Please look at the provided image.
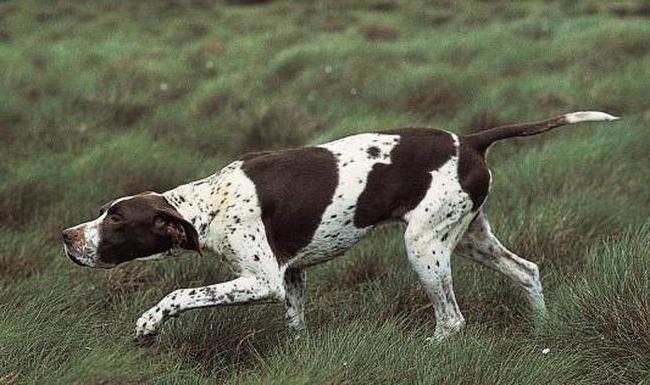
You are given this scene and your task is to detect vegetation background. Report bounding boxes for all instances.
[1,0,649,384]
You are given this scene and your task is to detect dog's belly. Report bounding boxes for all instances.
[292,227,372,267]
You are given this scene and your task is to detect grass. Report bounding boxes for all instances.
[1,0,649,384]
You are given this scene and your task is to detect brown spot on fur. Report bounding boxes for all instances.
[366,146,380,158]
[354,128,456,227]
[242,147,338,263]
[62,227,85,246]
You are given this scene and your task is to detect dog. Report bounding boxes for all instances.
[62,111,618,342]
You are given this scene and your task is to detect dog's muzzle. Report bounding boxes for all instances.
[62,228,88,267]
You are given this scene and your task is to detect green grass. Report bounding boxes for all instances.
[1,1,649,384]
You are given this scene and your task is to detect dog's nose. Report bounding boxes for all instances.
[62,228,74,243]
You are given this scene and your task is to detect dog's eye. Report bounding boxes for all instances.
[107,214,123,224]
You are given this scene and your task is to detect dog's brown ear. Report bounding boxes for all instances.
[154,208,201,255]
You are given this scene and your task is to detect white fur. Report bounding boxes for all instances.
[455,211,547,317]
[564,111,619,124]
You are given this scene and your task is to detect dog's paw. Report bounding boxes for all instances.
[425,334,446,344]
[135,311,162,339]
[427,319,465,344]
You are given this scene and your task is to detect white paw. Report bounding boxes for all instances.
[426,331,449,344]
[135,309,163,337]
[427,319,465,343]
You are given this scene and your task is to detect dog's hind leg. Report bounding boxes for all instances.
[404,214,474,342]
[283,267,306,332]
[455,211,547,317]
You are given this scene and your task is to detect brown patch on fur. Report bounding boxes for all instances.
[366,146,380,159]
[97,194,200,265]
[354,128,456,227]
[241,147,338,263]
[457,138,490,211]
[464,115,569,153]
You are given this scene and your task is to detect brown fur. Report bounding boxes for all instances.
[464,115,569,153]
[354,128,456,227]
[97,194,200,265]
[457,138,491,211]
[241,147,338,263]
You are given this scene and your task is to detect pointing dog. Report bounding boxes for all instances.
[62,111,618,341]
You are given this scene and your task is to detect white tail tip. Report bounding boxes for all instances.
[564,111,620,124]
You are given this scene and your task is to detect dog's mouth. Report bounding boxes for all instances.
[66,251,87,267]
[63,243,88,267]
[64,247,116,269]
[64,245,87,267]
[63,243,110,268]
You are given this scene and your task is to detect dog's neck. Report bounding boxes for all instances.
[162,173,222,245]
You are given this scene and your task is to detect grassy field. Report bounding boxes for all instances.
[1,0,649,384]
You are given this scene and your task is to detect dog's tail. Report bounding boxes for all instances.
[464,111,619,153]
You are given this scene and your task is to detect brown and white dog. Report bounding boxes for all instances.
[62,111,618,342]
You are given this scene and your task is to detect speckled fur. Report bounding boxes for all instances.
[132,131,500,340]
[64,129,551,341]
[64,111,621,342]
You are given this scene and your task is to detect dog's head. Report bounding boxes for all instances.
[62,192,200,268]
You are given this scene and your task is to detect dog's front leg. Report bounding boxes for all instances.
[135,276,282,338]
[283,267,307,333]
